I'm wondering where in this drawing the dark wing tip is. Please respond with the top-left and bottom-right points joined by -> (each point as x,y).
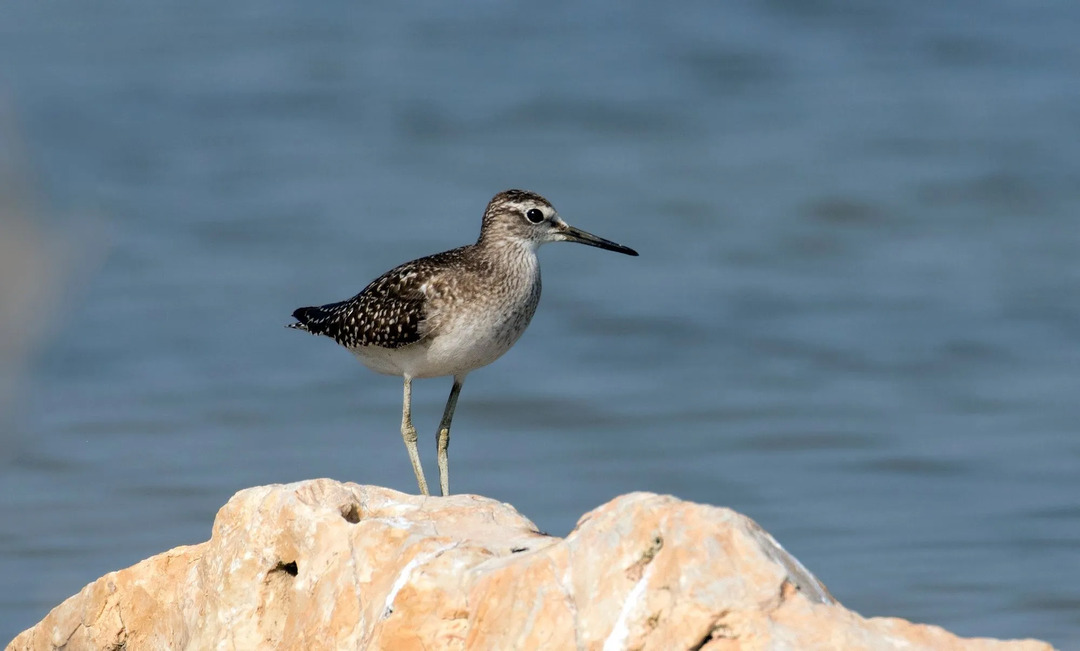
288,306 -> 321,333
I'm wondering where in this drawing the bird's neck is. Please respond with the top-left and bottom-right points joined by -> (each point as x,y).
476,232 -> 539,259
474,236 -> 540,282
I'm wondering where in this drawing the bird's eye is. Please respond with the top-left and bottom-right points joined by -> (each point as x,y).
525,208 -> 545,224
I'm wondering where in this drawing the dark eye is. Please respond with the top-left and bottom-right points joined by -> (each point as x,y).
525,208 -> 545,224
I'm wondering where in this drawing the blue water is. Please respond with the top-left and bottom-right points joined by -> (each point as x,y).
2,2 -> 1078,646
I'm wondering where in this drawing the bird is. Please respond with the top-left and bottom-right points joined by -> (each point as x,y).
288,189 -> 638,496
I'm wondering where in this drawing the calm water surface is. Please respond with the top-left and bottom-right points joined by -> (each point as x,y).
1,2 -> 1078,645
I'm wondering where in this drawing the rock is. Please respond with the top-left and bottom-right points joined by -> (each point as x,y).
8,479 -> 1054,651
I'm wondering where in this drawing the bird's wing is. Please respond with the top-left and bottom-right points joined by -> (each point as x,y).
289,245 -> 482,349
289,244 -> 489,350
290,262 -> 436,350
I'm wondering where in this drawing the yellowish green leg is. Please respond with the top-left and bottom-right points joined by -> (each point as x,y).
436,376 -> 465,496
401,377 -> 429,496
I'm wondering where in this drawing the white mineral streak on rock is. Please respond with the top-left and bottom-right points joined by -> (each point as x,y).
603,562 -> 654,651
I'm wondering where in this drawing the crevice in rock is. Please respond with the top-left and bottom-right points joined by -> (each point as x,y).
340,502 -> 361,523
687,611 -> 732,651
272,560 -> 299,577
627,535 -> 664,581
510,546 -> 528,553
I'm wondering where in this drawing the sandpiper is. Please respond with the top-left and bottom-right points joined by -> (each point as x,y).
288,189 -> 637,496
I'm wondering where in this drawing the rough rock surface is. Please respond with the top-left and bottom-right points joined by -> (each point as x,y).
9,479 -> 1054,651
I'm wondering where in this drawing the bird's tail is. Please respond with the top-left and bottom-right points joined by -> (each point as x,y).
286,306 -> 326,334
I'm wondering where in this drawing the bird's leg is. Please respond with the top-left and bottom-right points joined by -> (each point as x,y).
401,377 -> 429,496
436,376 -> 465,497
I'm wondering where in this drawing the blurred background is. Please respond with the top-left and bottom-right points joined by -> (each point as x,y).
1,1 -> 1078,645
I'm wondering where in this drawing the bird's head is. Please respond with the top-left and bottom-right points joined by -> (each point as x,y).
478,189 -> 638,256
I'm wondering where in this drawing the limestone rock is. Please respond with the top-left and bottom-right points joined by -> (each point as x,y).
8,479 -> 1054,651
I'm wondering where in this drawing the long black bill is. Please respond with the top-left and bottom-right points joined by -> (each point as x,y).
562,225 -> 639,256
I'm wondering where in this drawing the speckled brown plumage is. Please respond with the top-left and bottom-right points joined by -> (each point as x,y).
289,246 -> 482,350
